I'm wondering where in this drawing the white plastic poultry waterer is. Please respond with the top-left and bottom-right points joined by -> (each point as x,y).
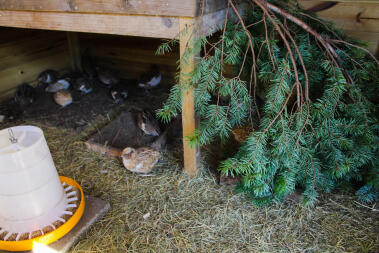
0,126 -> 85,251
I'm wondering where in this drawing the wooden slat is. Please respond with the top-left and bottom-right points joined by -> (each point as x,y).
92,48 -> 177,66
0,28 -> 70,101
0,50 -> 69,91
299,1 -> 379,54
96,58 -> 177,80
198,4 -> 241,36
67,32 -> 82,71
344,31 -> 379,56
200,0 -> 227,16
179,18 -> 200,177
0,43 -> 67,71
0,32 -> 64,57
299,1 -> 379,33
0,0 -> 228,17
0,50 -> 70,100
77,35 -> 178,80
0,0 -> 198,17
0,10 -> 179,39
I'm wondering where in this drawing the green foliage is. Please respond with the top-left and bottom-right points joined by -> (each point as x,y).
158,0 -> 379,205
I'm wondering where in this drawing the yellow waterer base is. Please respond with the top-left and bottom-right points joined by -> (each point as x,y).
0,176 -> 85,252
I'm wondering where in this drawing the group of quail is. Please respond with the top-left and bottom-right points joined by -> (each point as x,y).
120,108 -> 163,174
12,49 -> 162,108
9,50 -> 165,175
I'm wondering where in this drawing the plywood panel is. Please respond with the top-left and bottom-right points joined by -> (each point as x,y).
0,10 -> 179,39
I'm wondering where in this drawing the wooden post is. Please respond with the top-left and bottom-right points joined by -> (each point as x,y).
179,17 -> 200,177
66,32 -> 82,71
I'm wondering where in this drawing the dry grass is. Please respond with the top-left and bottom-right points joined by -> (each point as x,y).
2,119 -> 378,253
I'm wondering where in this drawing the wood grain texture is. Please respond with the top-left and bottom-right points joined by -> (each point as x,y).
0,50 -> 69,93
0,10 -> 179,39
67,32 -> 82,71
299,1 -> 379,32
0,0 -> 198,17
78,34 -> 179,80
299,1 -> 379,54
198,4 -> 241,36
0,34 -> 66,70
179,18 -> 200,177
0,29 -> 70,101
0,0 -> 227,17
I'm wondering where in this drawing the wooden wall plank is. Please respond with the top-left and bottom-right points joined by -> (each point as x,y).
0,34 -> 66,69
0,0 -> 228,17
300,1 -> 379,32
67,32 -> 82,71
0,28 -> 70,101
0,0 -> 198,17
77,33 -> 179,81
299,1 -> 379,55
198,4 -> 241,36
344,31 -> 379,56
0,43 -> 67,71
199,0 -> 227,16
179,18 -> 200,177
0,10 -> 179,39
0,51 -> 70,98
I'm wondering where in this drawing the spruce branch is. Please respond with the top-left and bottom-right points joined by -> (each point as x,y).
160,0 -> 379,205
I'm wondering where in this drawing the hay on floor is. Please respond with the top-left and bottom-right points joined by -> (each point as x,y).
1,119 -> 378,252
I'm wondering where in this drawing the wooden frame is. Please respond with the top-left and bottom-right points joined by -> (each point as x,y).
0,2 -> 231,176
179,18 -> 200,176
67,32 -> 81,71
0,0 -> 227,17
0,11 -> 180,39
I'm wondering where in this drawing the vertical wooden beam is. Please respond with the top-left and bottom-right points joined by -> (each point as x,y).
66,32 -> 82,71
179,17 -> 200,177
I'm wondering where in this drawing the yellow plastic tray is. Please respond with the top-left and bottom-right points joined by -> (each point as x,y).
0,176 -> 85,251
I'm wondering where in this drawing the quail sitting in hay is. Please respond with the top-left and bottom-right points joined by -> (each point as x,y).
136,109 -> 160,136
46,78 -> 71,93
38,69 -> 59,86
110,84 -> 128,104
138,64 -> 161,93
53,90 -> 72,107
14,83 -> 36,107
97,67 -> 120,87
121,147 -> 161,174
74,77 -> 93,95
232,126 -> 251,143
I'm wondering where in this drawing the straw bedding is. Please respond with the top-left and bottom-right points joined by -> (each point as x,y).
1,118 -> 378,253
